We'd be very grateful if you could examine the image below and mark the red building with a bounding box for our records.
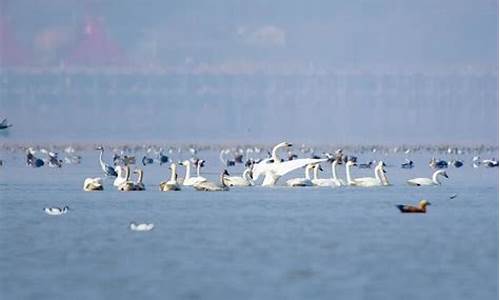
[67,16,126,66]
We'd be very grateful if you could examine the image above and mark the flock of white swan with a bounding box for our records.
[83,141,452,192]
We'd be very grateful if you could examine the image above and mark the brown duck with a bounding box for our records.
[396,200,431,213]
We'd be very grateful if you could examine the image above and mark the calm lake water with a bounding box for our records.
[0,149,498,300]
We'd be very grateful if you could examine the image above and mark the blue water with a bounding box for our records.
[0,149,498,299]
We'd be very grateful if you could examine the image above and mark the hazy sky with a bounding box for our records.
[2,0,497,71]
[0,0,498,144]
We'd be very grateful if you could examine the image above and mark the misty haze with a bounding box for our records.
[0,0,498,144]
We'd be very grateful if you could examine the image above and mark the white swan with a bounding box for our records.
[132,169,145,191]
[331,160,346,186]
[193,170,230,191]
[408,170,449,186]
[44,206,69,216]
[83,177,103,191]
[113,165,128,187]
[130,222,154,231]
[287,164,315,187]
[97,146,118,177]
[252,141,291,171]
[195,160,208,180]
[311,164,336,187]
[378,162,391,186]
[117,166,135,191]
[159,163,181,191]
[222,168,254,187]
[345,161,384,187]
[252,142,326,186]
[180,160,207,186]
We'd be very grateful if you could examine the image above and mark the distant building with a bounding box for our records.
[66,16,126,66]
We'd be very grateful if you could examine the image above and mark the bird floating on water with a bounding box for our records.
[222,168,254,187]
[396,200,431,213]
[44,206,69,216]
[429,158,448,169]
[0,118,12,130]
[83,177,104,191]
[132,168,145,191]
[193,170,230,191]
[401,159,414,169]
[159,163,181,191]
[129,222,154,231]
[407,170,448,186]
[482,158,499,168]
[26,148,45,168]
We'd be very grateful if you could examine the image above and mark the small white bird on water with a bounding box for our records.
[44,206,69,216]
[129,222,155,232]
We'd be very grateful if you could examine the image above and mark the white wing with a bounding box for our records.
[273,158,327,177]
[407,178,433,186]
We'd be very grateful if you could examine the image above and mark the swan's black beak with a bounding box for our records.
[319,165,324,171]
[286,143,293,147]
[223,169,230,176]
[383,169,387,173]
[444,173,449,178]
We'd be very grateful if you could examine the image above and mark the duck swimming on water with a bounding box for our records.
[396,200,431,213]
[401,159,414,169]
[429,158,448,169]
[26,149,44,168]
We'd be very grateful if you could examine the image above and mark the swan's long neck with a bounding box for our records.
[220,172,227,187]
[374,165,382,183]
[219,151,225,164]
[125,166,130,181]
[170,165,177,182]
[196,162,202,177]
[432,171,442,184]
[313,165,319,180]
[184,162,191,179]
[242,168,251,180]
[271,144,285,162]
[117,166,125,179]
[242,168,254,185]
[332,161,339,180]
[345,164,354,185]
[136,170,144,184]
[305,165,312,180]
[377,166,389,185]
[99,149,105,167]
